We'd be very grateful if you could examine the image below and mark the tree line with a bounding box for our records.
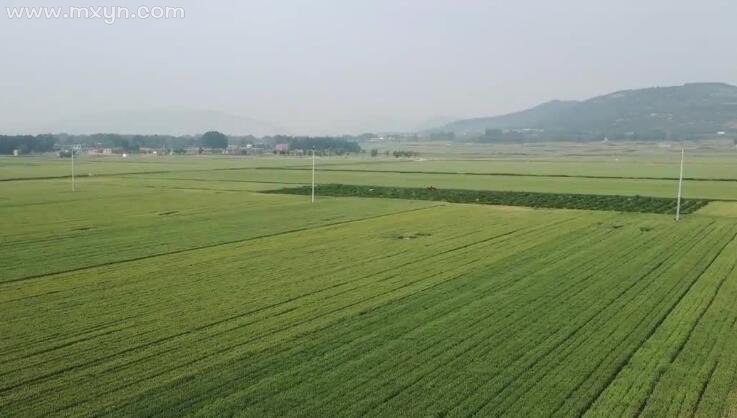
[271,136,361,155]
[0,135,56,154]
[0,132,363,155]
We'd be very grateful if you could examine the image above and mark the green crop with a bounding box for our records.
[2,154,737,417]
[266,184,710,215]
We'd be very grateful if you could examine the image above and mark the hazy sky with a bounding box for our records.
[2,0,736,135]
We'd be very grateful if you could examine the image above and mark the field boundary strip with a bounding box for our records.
[6,161,737,183]
[251,166,737,183]
[0,158,413,182]
[264,184,710,215]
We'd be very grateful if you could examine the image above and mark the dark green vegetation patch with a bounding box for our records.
[266,184,710,215]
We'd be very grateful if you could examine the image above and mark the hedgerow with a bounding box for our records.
[265,184,710,215]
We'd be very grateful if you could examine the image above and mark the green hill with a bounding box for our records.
[440,83,737,141]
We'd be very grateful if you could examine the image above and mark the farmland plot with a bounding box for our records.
[128,166,737,200]
[2,160,737,417]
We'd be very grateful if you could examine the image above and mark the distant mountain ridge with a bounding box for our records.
[439,83,737,141]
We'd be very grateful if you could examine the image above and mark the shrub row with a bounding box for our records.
[265,184,710,215]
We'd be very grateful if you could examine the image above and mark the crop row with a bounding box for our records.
[0,182,434,283]
[4,186,736,416]
[266,184,711,214]
[1,204,585,416]
[584,230,737,417]
[191,217,733,417]
[119,214,730,417]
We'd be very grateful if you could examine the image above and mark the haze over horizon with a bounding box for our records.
[2,0,736,136]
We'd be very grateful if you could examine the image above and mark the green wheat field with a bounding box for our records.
[3,143,737,417]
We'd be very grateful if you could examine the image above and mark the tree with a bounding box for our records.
[284,137,361,155]
[0,134,57,155]
[200,131,228,149]
[370,149,379,157]
[392,150,419,158]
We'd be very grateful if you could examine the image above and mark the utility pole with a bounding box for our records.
[311,148,316,203]
[675,147,684,221]
[71,148,76,192]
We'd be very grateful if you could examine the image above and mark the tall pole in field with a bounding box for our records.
[71,148,76,192]
[675,147,684,221]
[311,148,316,203]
